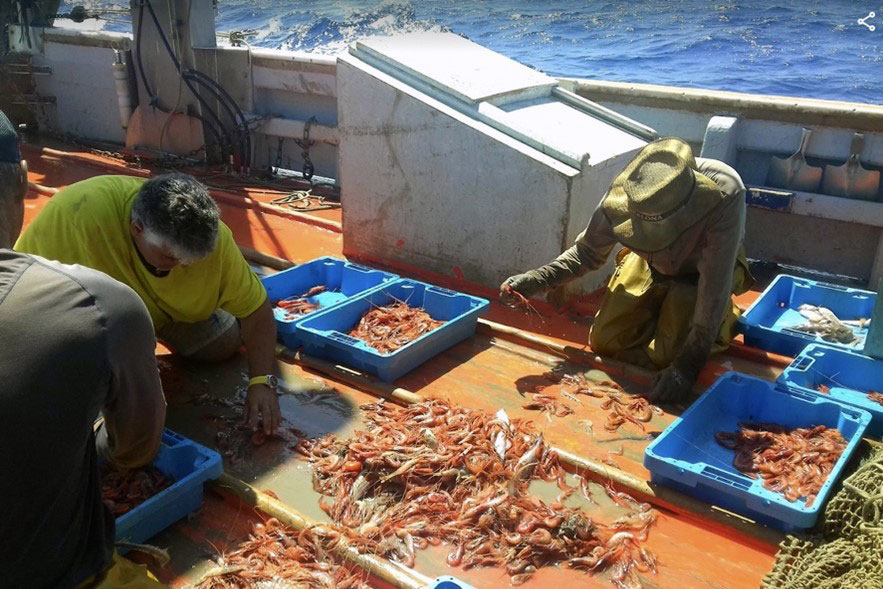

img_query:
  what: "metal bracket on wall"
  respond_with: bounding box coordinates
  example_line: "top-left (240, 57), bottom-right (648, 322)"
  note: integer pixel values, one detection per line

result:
top-left (746, 186), bottom-right (793, 212)
top-left (0, 63), bottom-right (52, 75)
top-left (10, 94), bottom-right (56, 105)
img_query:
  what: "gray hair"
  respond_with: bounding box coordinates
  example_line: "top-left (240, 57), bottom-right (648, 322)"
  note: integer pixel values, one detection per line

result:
top-left (0, 162), bottom-right (24, 205)
top-left (131, 173), bottom-right (220, 259)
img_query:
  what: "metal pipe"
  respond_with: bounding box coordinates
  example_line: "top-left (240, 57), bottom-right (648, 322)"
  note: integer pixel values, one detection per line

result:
top-left (210, 473), bottom-right (432, 589)
top-left (258, 116), bottom-right (339, 145)
top-left (561, 77), bottom-right (883, 132)
top-left (1, 63), bottom-right (52, 75)
top-left (112, 50), bottom-right (134, 129)
top-left (11, 95), bottom-right (55, 104)
top-left (476, 318), bottom-right (656, 384)
top-left (27, 181), bottom-right (57, 196)
top-left (238, 245), bottom-right (295, 272)
top-left (40, 147), bottom-right (149, 176)
top-left (552, 86), bottom-right (658, 142)
top-left (276, 344), bottom-right (423, 405)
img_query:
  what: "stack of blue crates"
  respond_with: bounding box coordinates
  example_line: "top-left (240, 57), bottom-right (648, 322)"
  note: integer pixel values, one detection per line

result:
top-left (646, 272), bottom-right (881, 530)
top-left (738, 274), bottom-right (875, 357)
top-left (296, 278), bottom-right (489, 382)
top-left (779, 344), bottom-right (883, 438)
top-left (115, 429), bottom-right (223, 545)
top-left (643, 372), bottom-right (870, 531)
top-left (261, 256), bottom-right (398, 349)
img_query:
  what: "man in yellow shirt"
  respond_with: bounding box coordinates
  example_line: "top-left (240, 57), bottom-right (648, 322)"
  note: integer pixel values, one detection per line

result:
top-left (17, 173), bottom-right (280, 434)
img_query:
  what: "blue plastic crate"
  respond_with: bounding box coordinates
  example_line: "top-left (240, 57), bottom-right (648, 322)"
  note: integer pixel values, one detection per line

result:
top-left (779, 344), bottom-right (883, 438)
top-left (296, 279), bottom-right (489, 382)
top-left (429, 576), bottom-right (479, 589)
top-left (261, 257), bottom-right (398, 349)
top-left (644, 372), bottom-right (870, 531)
top-left (114, 429), bottom-right (223, 545)
top-left (738, 274), bottom-right (875, 357)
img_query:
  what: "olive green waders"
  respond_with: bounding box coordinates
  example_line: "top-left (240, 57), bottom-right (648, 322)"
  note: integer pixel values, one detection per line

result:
top-left (589, 249), bottom-right (752, 369)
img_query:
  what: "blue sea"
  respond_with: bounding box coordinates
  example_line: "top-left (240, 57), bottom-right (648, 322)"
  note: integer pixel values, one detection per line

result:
top-left (69, 1), bottom-right (882, 103)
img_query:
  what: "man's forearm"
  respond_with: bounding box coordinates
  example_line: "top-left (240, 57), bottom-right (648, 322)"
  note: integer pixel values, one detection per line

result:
top-left (672, 325), bottom-right (715, 382)
top-left (527, 206), bottom-right (619, 290)
top-left (531, 245), bottom-right (587, 288)
top-left (239, 298), bottom-right (282, 432)
top-left (239, 298), bottom-right (277, 377)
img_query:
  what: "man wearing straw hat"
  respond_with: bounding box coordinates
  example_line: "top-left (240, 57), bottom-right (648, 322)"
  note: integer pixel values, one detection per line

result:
top-left (501, 138), bottom-right (752, 403)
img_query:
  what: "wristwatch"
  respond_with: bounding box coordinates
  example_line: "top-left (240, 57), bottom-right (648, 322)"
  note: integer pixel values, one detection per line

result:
top-left (247, 375), bottom-right (279, 390)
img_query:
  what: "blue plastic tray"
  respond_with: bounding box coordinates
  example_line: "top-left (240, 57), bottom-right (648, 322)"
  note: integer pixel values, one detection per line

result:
top-left (261, 257), bottom-right (398, 349)
top-left (296, 279), bottom-right (489, 382)
top-left (779, 344), bottom-right (883, 438)
top-left (430, 576), bottom-right (479, 589)
top-left (738, 274), bottom-right (875, 357)
top-left (114, 429), bottom-right (223, 545)
top-left (644, 372), bottom-right (870, 531)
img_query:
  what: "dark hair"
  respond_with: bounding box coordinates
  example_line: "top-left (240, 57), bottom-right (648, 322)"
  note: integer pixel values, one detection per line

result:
top-left (131, 173), bottom-right (219, 257)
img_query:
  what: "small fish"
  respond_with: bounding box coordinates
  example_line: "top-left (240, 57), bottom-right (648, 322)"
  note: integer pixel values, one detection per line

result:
top-left (492, 409), bottom-right (511, 461)
top-left (793, 304), bottom-right (857, 344)
top-left (420, 427), bottom-right (438, 449)
top-left (511, 434), bottom-right (544, 486)
top-left (350, 474), bottom-right (369, 502)
top-left (516, 434), bottom-right (543, 467)
top-left (579, 419), bottom-right (594, 436)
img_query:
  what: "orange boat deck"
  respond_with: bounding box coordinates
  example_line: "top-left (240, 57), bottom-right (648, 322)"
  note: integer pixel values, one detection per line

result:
top-left (22, 143), bottom-right (785, 588)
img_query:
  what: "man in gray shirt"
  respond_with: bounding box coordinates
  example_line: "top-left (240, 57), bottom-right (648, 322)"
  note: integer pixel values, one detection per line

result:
top-left (502, 138), bottom-right (752, 404)
top-left (0, 112), bottom-right (166, 586)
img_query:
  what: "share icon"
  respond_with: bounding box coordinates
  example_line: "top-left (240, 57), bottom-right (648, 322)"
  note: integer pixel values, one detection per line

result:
top-left (858, 11), bottom-right (876, 31)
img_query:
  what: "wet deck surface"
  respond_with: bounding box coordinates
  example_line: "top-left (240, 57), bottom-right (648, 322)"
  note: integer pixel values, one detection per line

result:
top-left (150, 353), bottom-right (777, 588)
top-left (23, 145), bottom-right (782, 588)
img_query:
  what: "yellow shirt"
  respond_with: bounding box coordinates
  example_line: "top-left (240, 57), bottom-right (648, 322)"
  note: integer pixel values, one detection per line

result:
top-left (15, 175), bottom-right (266, 330)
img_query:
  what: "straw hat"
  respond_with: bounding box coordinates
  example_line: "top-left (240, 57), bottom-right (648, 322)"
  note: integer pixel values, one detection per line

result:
top-left (601, 138), bottom-right (724, 252)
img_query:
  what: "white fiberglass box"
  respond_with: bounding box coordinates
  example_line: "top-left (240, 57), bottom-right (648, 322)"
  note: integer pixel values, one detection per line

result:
top-left (338, 32), bottom-right (652, 295)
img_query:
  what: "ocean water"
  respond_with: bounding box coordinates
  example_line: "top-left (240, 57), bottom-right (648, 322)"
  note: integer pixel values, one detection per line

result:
top-left (67, 0), bottom-right (882, 103)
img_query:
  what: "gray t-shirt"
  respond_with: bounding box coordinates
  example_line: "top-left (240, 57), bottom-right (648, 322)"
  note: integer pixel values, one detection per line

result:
top-left (0, 250), bottom-right (165, 588)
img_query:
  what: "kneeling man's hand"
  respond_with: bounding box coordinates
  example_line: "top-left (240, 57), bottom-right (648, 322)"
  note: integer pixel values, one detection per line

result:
top-left (647, 365), bottom-right (692, 404)
top-left (246, 384), bottom-right (280, 435)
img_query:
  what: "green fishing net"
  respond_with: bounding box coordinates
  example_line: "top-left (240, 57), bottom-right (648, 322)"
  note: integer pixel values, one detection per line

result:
top-left (762, 443), bottom-right (883, 589)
